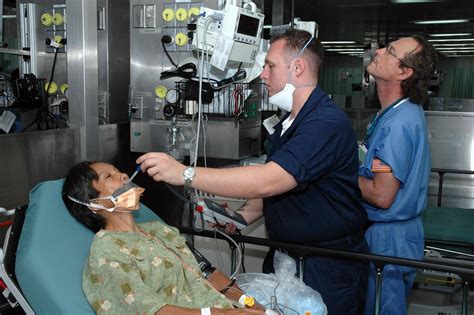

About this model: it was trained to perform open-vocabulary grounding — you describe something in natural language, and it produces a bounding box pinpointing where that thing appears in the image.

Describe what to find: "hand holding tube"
[136,152,187,186]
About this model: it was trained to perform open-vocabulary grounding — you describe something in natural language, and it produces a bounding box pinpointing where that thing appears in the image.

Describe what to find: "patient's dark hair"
[62,161,106,232]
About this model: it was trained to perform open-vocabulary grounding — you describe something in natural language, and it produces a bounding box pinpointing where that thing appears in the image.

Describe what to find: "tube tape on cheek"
[186,241,215,278]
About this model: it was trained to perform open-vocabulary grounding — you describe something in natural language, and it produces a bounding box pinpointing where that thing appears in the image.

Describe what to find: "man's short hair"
[270,29,324,75]
[400,35,438,105]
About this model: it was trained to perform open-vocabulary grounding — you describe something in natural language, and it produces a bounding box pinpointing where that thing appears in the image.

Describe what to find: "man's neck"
[376,81,404,111]
[290,83,317,118]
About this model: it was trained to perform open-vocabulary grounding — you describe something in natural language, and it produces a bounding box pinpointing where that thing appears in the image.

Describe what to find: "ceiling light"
[429,39,474,42]
[325,48,364,52]
[433,43,474,47]
[392,0,445,3]
[439,50,474,53]
[413,19,469,25]
[444,55,474,57]
[321,41,357,45]
[435,46,474,50]
[429,33,472,37]
[321,45,363,48]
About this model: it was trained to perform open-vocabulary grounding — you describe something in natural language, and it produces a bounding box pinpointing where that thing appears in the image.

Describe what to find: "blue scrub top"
[359,100,430,222]
[264,86,367,245]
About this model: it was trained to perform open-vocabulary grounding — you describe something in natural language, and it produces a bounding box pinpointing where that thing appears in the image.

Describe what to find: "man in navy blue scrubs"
[138,29,369,314]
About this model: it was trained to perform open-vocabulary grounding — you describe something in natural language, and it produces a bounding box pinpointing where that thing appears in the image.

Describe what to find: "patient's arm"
[207,270,265,311]
[186,243,264,310]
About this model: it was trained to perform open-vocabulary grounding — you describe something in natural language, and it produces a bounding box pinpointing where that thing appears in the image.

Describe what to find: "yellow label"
[54,35,64,47]
[45,81,58,94]
[41,13,53,26]
[155,85,167,98]
[53,12,64,26]
[175,33,188,47]
[60,83,69,94]
[175,8,188,21]
[162,8,174,22]
[188,7,200,18]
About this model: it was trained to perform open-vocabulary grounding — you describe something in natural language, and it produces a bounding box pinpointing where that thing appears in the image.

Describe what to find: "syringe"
[128,164,141,183]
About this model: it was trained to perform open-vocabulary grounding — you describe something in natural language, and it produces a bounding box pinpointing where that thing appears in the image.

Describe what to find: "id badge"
[358,144,368,164]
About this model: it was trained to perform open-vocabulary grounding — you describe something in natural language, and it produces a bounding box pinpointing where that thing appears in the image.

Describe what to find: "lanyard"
[363,97,408,144]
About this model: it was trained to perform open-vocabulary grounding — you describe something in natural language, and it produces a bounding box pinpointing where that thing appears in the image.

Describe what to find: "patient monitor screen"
[237,14,260,37]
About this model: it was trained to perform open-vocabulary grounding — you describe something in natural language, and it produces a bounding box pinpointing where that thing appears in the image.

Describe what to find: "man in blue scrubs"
[138,29,369,314]
[358,35,437,315]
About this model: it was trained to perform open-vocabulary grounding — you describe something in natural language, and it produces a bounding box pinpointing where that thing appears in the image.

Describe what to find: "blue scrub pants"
[364,218,424,315]
[263,238,369,315]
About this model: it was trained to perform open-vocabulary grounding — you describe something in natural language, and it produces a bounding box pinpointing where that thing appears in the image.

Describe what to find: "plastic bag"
[235,251,327,315]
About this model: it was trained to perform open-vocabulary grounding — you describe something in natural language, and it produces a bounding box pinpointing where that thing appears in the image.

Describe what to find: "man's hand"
[137,152,187,186]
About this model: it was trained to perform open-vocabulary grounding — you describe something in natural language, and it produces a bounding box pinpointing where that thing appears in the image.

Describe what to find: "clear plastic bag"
[235,251,327,315]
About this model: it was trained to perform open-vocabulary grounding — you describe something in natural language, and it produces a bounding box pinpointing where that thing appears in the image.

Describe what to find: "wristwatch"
[183,166,195,189]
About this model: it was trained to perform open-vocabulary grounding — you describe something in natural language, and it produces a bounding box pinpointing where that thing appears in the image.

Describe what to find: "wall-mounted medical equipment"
[17,0,129,128]
[270,18,319,38]
[130,0,266,160]
[193,1,264,68]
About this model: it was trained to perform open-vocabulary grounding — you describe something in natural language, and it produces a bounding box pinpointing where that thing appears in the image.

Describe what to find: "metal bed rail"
[180,226,474,315]
[431,168,474,207]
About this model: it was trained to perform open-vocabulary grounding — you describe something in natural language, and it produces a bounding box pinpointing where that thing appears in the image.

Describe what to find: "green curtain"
[439,57,474,99]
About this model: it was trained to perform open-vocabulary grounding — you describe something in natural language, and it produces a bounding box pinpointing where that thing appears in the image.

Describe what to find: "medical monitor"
[236,12,261,38]
[222,4,264,46]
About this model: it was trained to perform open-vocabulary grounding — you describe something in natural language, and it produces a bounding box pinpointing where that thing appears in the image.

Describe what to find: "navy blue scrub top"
[264,86,367,245]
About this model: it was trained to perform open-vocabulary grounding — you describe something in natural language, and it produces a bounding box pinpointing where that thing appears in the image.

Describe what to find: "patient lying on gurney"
[62,161,265,315]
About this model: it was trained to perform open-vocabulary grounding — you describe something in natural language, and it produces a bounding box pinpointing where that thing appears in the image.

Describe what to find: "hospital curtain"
[439,57,474,99]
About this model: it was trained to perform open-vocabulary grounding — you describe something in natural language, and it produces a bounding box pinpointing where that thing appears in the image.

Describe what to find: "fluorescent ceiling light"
[429,38,474,42]
[439,50,474,53]
[413,19,469,25]
[429,33,472,37]
[433,43,474,47]
[321,45,363,48]
[325,48,364,52]
[444,55,474,57]
[435,47,474,51]
[321,41,357,44]
[392,0,445,2]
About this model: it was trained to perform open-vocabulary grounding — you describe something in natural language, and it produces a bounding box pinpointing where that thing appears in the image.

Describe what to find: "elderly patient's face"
[90,163,129,197]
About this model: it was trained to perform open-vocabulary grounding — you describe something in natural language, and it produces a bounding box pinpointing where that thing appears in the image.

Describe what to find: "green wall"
[319,56,364,96]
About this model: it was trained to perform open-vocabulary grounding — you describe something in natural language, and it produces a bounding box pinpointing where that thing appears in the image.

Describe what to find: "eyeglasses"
[385,43,418,69]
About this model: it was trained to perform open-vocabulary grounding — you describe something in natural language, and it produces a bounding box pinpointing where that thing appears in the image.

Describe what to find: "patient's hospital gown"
[83,221,233,314]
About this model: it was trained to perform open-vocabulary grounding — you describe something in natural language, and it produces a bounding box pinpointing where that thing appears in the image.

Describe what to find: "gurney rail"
[179,226,474,315]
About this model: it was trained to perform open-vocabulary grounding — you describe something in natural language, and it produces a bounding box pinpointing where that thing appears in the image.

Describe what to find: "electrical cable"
[202,114,208,167]
[161,38,178,68]
[193,16,214,167]
[160,62,197,80]
[214,228,242,279]
[210,68,247,90]
[237,230,247,273]
[212,227,227,274]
